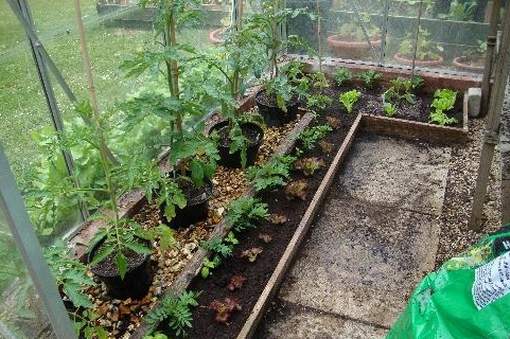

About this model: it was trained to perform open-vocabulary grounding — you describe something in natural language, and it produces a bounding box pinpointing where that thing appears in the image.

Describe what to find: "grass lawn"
[0,0,213,182]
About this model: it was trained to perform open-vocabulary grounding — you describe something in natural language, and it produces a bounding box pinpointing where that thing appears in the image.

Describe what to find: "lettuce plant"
[429,89,458,125]
[339,90,361,113]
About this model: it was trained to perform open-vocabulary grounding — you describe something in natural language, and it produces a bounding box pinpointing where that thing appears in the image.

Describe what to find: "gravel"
[435,118,502,268]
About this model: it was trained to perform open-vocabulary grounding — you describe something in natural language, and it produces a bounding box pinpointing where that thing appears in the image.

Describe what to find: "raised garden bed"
[65,60,477,338]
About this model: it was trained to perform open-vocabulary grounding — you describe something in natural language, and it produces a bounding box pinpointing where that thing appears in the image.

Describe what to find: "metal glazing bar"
[411,0,424,75]
[0,146,77,339]
[379,0,391,66]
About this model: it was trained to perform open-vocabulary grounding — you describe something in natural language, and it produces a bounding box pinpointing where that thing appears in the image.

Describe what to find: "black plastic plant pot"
[255,90,300,127]
[89,238,153,300]
[161,178,214,228]
[209,120,264,168]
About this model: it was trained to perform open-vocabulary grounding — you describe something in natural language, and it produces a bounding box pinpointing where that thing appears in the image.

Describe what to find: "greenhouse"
[0,0,510,337]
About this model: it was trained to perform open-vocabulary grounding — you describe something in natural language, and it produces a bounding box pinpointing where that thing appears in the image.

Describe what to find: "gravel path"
[435,118,503,267]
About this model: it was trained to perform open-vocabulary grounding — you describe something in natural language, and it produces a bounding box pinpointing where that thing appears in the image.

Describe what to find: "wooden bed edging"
[236,113,363,339]
[129,112,315,339]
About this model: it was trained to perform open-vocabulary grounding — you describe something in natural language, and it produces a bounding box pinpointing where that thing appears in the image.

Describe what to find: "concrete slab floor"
[258,300,387,339]
[258,134,450,337]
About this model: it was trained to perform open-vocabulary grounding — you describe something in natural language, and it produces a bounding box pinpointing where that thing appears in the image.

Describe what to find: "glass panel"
[0,208,54,339]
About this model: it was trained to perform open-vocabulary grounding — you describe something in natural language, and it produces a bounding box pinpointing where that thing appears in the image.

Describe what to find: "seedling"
[209,298,242,324]
[319,140,334,154]
[334,67,352,86]
[285,179,309,200]
[294,157,325,176]
[383,102,397,117]
[225,197,269,232]
[298,124,333,152]
[326,116,341,129]
[383,77,422,105]
[307,94,333,111]
[227,274,247,291]
[146,291,200,336]
[200,232,239,278]
[339,90,361,114]
[269,213,288,224]
[258,233,273,243]
[357,70,382,89]
[241,247,263,262]
[246,155,296,192]
[429,89,458,126]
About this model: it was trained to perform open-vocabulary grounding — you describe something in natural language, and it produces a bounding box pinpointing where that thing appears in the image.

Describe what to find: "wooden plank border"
[236,113,363,339]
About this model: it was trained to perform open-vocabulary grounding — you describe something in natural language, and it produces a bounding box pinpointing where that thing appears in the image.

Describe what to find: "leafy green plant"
[334,67,352,86]
[383,77,422,105]
[225,197,269,232]
[439,0,477,21]
[383,102,397,117]
[144,333,169,339]
[429,88,458,125]
[307,94,333,111]
[70,102,176,280]
[357,70,382,89]
[339,90,361,113]
[294,157,325,176]
[146,291,200,336]
[72,309,109,339]
[334,14,380,41]
[44,242,95,309]
[398,29,442,61]
[246,155,296,192]
[298,124,333,151]
[200,232,239,278]
[264,74,296,113]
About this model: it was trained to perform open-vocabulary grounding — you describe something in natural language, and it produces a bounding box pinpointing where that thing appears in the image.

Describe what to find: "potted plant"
[203,26,267,168]
[208,15,230,45]
[394,29,443,66]
[121,0,219,227]
[453,40,486,72]
[245,0,309,126]
[327,15,381,59]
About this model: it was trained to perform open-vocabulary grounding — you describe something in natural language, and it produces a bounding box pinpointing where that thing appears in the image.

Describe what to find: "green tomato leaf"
[116,253,128,280]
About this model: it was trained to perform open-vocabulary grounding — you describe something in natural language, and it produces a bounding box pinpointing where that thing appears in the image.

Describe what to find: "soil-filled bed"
[158,110,357,338]
[330,83,464,128]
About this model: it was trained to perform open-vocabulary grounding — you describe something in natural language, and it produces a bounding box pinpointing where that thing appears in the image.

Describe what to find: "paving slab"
[278,198,440,328]
[336,135,451,216]
[259,301,387,339]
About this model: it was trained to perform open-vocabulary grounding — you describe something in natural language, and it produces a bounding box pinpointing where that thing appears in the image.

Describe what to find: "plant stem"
[316,0,322,72]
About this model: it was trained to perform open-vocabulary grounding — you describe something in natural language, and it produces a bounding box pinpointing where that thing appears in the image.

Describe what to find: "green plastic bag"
[387,227,510,339]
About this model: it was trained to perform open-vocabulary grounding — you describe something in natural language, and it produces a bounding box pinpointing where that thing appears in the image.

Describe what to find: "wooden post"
[468,4,510,230]
[480,0,501,117]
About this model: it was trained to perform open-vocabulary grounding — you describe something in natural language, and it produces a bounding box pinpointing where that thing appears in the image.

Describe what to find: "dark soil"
[91,244,146,277]
[159,100,357,338]
[217,124,261,148]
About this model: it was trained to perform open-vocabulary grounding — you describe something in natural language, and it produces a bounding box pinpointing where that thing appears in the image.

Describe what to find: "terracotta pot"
[208,28,225,45]
[393,52,443,67]
[327,34,381,59]
[452,56,484,72]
